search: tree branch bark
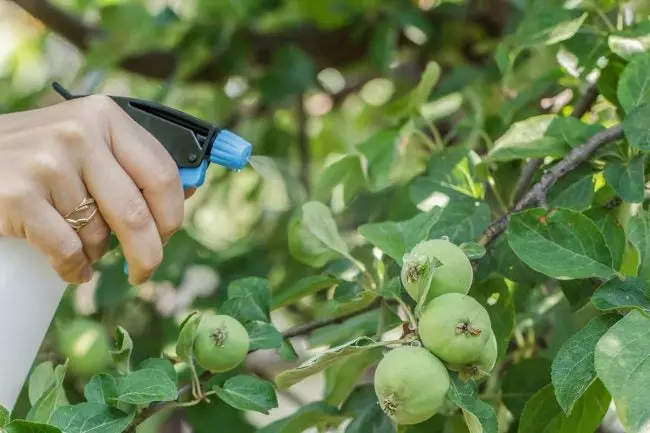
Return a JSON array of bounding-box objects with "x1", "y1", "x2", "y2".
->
[
  {"x1": 9, "y1": 0, "x2": 403, "y2": 83},
  {"x1": 510, "y1": 83, "x2": 599, "y2": 204},
  {"x1": 479, "y1": 124, "x2": 624, "y2": 247}
]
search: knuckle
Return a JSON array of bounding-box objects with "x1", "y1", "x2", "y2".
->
[
  {"x1": 54, "y1": 119, "x2": 86, "y2": 148},
  {"x1": 84, "y1": 224, "x2": 110, "y2": 255},
  {"x1": 31, "y1": 150, "x2": 66, "y2": 181},
  {"x1": 153, "y1": 164, "x2": 180, "y2": 189},
  {"x1": 139, "y1": 248, "x2": 163, "y2": 274},
  {"x1": 54, "y1": 238, "x2": 85, "y2": 271},
  {"x1": 123, "y1": 197, "x2": 153, "y2": 230},
  {"x1": 84, "y1": 94, "x2": 116, "y2": 117},
  {"x1": 0, "y1": 182, "x2": 33, "y2": 210}
]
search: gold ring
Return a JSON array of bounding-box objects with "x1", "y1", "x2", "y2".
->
[{"x1": 64, "y1": 197, "x2": 98, "y2": 231}]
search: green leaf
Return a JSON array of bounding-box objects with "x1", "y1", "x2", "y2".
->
[
  {"x1": 587, "y1": 208, "x2": 626, "y2": 272},
  {"x1": 379, "y1": 277, "x2": 401, "y2": 299},
  {"x1": 623, "y1": 103, "x2": 650, "y2": 151},
  {"x1": 595, "y1": 309, "x2": 650, "y2": 433},
  {"x1": 559, "y1": 279, "x2": 599, "y2": 312},
  {"x1": 220, "y1": 296, "x2": 269, "y2": 324},
  {"x1": 340, "y1": 385, "x2": 399, "y2": 433},
  {"x1": 357, "y1": 128, "x2": 400, "y2": 192},
  {"x1": 288, "y1": 201, "x2": 358, "y2": 269},
  {"x1": 28, "y1": 362, "x2": 67, "y2": 407},
  {"x1": 385, "y1": 61, "x2": 441, "y2": 119},
  {"x1": 469, "y1": 277, "x2": 515, "y2": 360},
  {"x1": 507, "y1": 208, "x2": 615, "y2": 280},
  {"x1": 551, "y1": 314, "x2": 620, "y2": 415},
  {"x1": 50, "y1": 403, "x2": 135, "y2": 433},
  {"x1": 604, "y1": 155, "x2": 645, "y2": 203},
  {"x1": 592, "y1": 276, "x2": 650, "y2": 313},
  {"x1": 617, "y1": 53, "x2": 650, "y2": 112},
  {"x1": 0, "y1": 405, "x2": 9, "y2": 427},
  {"x1": 546, "y1": 165, "x2": 595, "y2": 211},
  {"x1": 608, "y1": 20, "x2": 650, "y2": 60},
  {"x1": 221, "y1": 278, "x2": 271, "y2": 324},
  {"x1": 626, "y1": 211, "x2": 650, "y2": 280},
  {"x1": 486, "y1": 115, "x2": 601, "y2": 163},
  {"x1": 510, "y1": 7, "x2": 588, "y2": 48},
  {"x1": 278, "y1": 339, "x2": 299, "y2": 362},
  {"x1": 518, "y1": 380, "x2": 610, "y2": 433},
  {"x1": 245, "y1": 321, "x2": 284, "y2": 351},
  {"x1": 227, "y1": 277, "x2": 271, "y2": 320},
  {"x1": 184, "y1": 392, "x2": 256, "y2": 432},
  {"x1": 486, "y1": 115, "x2": 567, "y2": 162},
  {"x1": 447, "y1": 376, "x2": 497, "y2": 433},
  {"x1": 272, "y1": 275, "x2": 340, "y2": 309},
  {"x1": 274, "y1": 336, "x2": 382, "y2": 389},
  {"x1": 114, "y1": 368, "x2": 178, "y2": 405},
  {"x1": 256, "y1": 402, "x2": 346, "y2": 433},
  {"x1": 598, "y1": 56, "x2": 626, "y2": 107},
  {"x1": 358, "y1": 207, "x2": 442, "y2": 265},
  {"x1": 175, "y1": 311, "x2": 200, "y2": 363},
  {"x1": 502, "y1": 357, "x2": 552, "y2": 418},
  {"x1": 214, "y1": 375, "x2": 278, "y2": 414},
  {"x1": 324, "y1": 348, "x2": 383, "y2": 406},
  {"x1": 460, "y1": 242, "x2": 486, "y2": 260},
  {"x1": 369, "y1": 20, "x2": 397, "y2": 72},
  {"x1": 5, "y1": 420, "x2": 62, "y2": 433},
  {"x1": 84, "y1": 374, "x2": 118, "y2": 404},
  {"x1": 313, "y1": 155, "x2": 366, "y2": 205},
  {"x1": 26, "y1": 361, "x2": 68, "y2": 424},
  {"x1": 417, "y1": 198, "x2": 491, "y2": 245},
  {"x1": 136, "y1": 358, "x2": 177, "y2": 388},
  {"x1": 110, "y1": 327, "x2": 133, "y2": 375},
  {"x1": 413, "y1": 147, "x2": 483, "y2": 201}
]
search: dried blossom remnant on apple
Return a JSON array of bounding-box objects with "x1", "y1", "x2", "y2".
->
[{"x1": 193, "y1": 314, "x2": 250, "y2": 374}]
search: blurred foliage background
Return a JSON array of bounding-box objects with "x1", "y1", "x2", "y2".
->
[{"x1": 0, "y1": 0, "x2": 641, "y2": 431}]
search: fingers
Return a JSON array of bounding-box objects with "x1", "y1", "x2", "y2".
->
[
  {"x1": 105, "y1": 104, "x2": 185, "y2": 245},
  {"x1": 22, "y1": 200, "x2": 93, "y2": 284},
  {"x1": 48, "y1": 162, "x2": 110, "y2": 263},
  {"x1": 82, "y1": 146, "x2": 163, "y2": 284}
]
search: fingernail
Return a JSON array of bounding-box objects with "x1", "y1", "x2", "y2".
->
[{"x1": 82, "y1": 266, "x2": 94, "y2": 282}]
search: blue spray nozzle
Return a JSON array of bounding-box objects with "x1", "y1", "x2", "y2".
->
[{"x1": 210, "y1": 130, "x2": 252, "y2": 171}]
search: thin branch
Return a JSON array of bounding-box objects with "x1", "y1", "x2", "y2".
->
[
  {"x1": 8, "y1": 0, "x2": 414, "y2": 83},
  {"x1": 283, "y1": 297, "x2": 383, "y2": 338},
  {"x1": 571, "y1": 83, "x2": 599, "y2": 119},
  {"x1": 510, "y1": 83, "x2": 599, "y2": 204},
  {"x1": 510, "y1": 159, "x2": 543, "y2": 205},
  {"x1": 479, "y1": 124, "x2": 624, "y2": 247}
]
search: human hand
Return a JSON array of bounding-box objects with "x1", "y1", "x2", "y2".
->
[{"x1": 0, "y1": 95, "x2": 193, "y2": 285}]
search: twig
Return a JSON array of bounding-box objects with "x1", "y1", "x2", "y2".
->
[
  {"x1": 510, "y1": 159, "x2": 543, "y2": 204},
  {"x1": 510, "y1": 84, "x2": 599, "y2": 203},
  {"x1": 282, "y1": 297, "x2": 383, "y2": 338},
  {"x1": 297, "y1": 93, "x2": 309, "y2": 192},
  {"x1": 479, "y1": 124, "x2": 624, "y2": 247},
  {"x1": 571, "y1": 84, "x2": 599, "y2": 119}
]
